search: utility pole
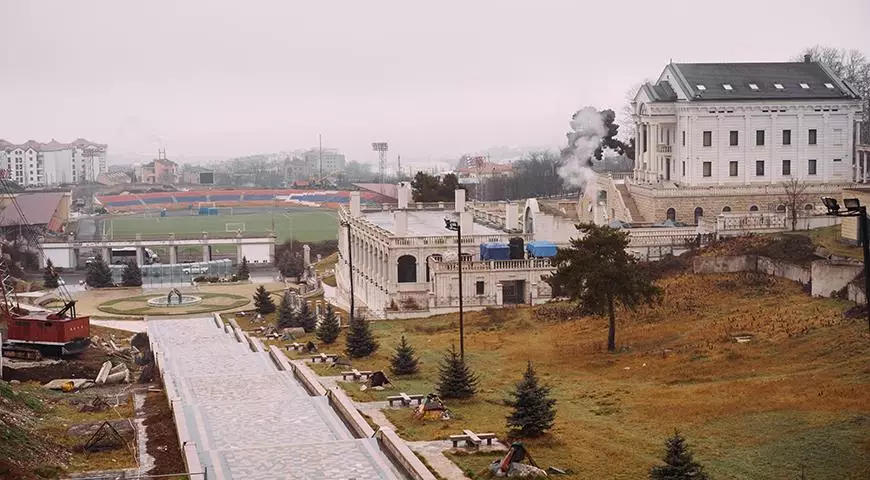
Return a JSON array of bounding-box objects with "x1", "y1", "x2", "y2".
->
[{"x1": 319, "y1": 134, "x2": 323, "y2": 186}]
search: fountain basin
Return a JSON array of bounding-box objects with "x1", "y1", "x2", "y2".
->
[{"x1": 147, "y1": 295, "x2": 203, "y2": 307}]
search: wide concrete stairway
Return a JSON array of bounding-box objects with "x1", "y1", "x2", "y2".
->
[
  {"x1": 148, "y1": 316, "x2": 400, "y2": 480},
  {"x1": 615, "y1": 183, "x2": 645, "y2": 223}
]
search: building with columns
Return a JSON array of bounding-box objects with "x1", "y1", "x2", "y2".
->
[{"x1": 590, "y1": 58, "x2": 864, "y2": 226}]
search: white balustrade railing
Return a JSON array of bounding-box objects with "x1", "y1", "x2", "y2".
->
[{"x1": 431, "y1": 258, "x2": 553, "y2": 273}]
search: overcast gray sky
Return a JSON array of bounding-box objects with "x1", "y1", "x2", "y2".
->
[{"x1": 1, "y1": 0, "x2": 868, "y2": 164}]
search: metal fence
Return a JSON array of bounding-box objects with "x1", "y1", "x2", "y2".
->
[{"x1": 108, "y1": 259, "x2": 234, "y2": 287}]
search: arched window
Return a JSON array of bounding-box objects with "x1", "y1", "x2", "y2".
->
[
  {"x1": 425, "y1": 254, "x2": 442, "y2": 282},
  {"x1": 722, "y1": 206, "x2": 732, "y2": 213},
  {"x1": 524, "y1": 206, "x2": 534, "y2": 234},
  {"x1": 776, "y1": 204, "x2": 786, "y2": 213},
  {"x1": 804, "y1": 203, "x2": 814, "y2": 211},
  {"x1": 666, "y1": 208, "x2": 676, "y2": 221},
  {"x1": 397, "y1": 255, "x2": 417, "y2": 283},
  {"x1": 749, "y1": 205, "x2": 759, "y2": 212},
  {"x1": 694, "y1": 207, "x2": 704, "y2": 224}
]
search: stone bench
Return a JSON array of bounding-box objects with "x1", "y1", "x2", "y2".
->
[
  {"x1": 311, "y1": 353, "x2": 338, "y2": 363},
  {"x1": 340, "y1": 369, "x2": 373, "y2": 381},
  {"x1": 449, "y1": 429, "x2": 497, "y2": 448},
  {"x1": 387, "y1": 392, "x2": 425, "y2": 407},
  {"x1": 286, "y1": 342, "x2": 305, "y2": 351}
]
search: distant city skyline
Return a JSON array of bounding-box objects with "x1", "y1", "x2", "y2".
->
[{"x1": 1, "y1": 1, "x2": 868, "y2": 164}]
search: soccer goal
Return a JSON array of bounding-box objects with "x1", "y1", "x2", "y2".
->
[
  {"x1": 196, "y1": 201, "x2": 216, "y2": 209},
  {"x1": 217, "y1": 207, "x2": 234, "y2": 216},
  {"x1": 225, "y1": 222, "x2": 246, "y2": 233}
]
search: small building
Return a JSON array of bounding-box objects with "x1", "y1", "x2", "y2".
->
[
  {"x1": 838, "y1": 187, "x2": 870, "y2": 244},
  {"x1": 136, "y1": 151, "x2": 178, "y2": 184}
]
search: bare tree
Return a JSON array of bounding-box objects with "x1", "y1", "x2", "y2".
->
[
  {"x1": 619, "y1": 83, "x2": 643, "y2": 140},
  {"x1": 779, "y1": 178, "x2": 811, "y2": 231}
]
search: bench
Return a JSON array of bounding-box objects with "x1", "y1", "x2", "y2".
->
[
  {"x1": 387, "y1": 392, "x2": 426, "y2": 407},
  {"x1": 449, "y1": 429, "x2": 497, "y2": 448},
  {"x1": 340, "y1": 369, "x2": 374, "y2": 381},
  {"x1": 311, "y1": 353, "x2": 338, "y2": 363},
  {"x1": 286, "y1": 342, "x2": 305, "y2": 351}
]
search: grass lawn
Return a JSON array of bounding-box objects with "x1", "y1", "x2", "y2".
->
[
  {"x1": 319, "y1": 273, "x2": 869, "y2": 479},
  {"x1": 799, "y1": 225, "x2": 863, "y2": 260},
  {"x1": 107, "y1": 209, "x2": 338, "y2": 244},
  {"x1": 97, "y1": 292, "x2": 250, "y2": 316}
]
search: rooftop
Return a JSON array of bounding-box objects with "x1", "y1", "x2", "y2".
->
[
  {"x1": 0, "y1": 191, "x2": 66, "y2": 227},
  {"x1": 362, "y1": 209, "x2": 504, "y2": 236},
  {"x1": 0, "y1": 138, "x2": 107, "y2": 153}
]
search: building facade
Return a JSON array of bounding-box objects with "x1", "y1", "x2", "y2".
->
[
  {"x1": 0, "y1": 138, "x2": 107, "y2": 186},
  {"x1": 633, "y1": 58, "x2": 863, "y2": 186},
  {"x1": 136, "y1": 152, "x2": 178, "y2": 184}
]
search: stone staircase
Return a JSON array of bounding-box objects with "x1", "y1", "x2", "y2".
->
[{"x1": 615, "y1": 183, "x2": 644, "y2": 223}]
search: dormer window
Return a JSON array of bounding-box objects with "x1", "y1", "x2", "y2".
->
[
  {"x1": 748, "y1": 83, "x2": 759, "y2": 90},
  {"x1": 799, "y1": 83, "x2": 810, "y2": 89},
  {"x1": 696, "y1": 84, "x2": 706, "y2": 91},
  {"x1": 774, "y1": 83, "x2": 784, "y2": 90},
  {"x1": 722, "y1": 84, "x2": 733, "y2": 91},
  {"x1": 824, "y1": 83, "x2": 835, "y2": 89}
]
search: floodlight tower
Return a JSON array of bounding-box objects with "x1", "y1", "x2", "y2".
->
[{"x1": 372, "y1": 142, "x2": 389, "y2": 184}]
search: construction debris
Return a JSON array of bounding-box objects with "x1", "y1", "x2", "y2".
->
[
  {"x1": 95, "y1": 361, "x2": 112, "y2": 384},
  {"x1": 490, "y1": 443, "x2": 548, "y2": 478},
  {"x1": 43, "y1": 378, "x2": 94, "y2": 391}
]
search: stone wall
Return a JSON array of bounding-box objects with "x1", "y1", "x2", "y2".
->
[
  {"x1": 757, "y1": 256, "x2": 812, "y2": 284},
  {"x1": 692, "y1": 255, "x2": 759, "y2": 274},
  {"x1": 811, "y1": 260, "x2": 864, "y2": 298}
]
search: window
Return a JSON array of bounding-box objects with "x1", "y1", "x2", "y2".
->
[
  {"x1": 756, "y1": 161, "x2": 765, "y2": 176},
  {"x1": 808, "y1": 129, "x2": 817, "y2": 145},
  {"x1": 722, "y1": 206, "x2": 732, "y2": 212},
  {"x1": 729, "y1": 131, "x2": 739, "y2": 146},
  {"x1": 475, "y1": 281, "x2": 485, "y2": 295},
  {"x1": 694, "y1": 207, "x2": 704, "y2": 224},
  {"x1": 729, "y1": 161, "x2": 738, "y2": 176},
  {"x1": 756, "y1": 130, "x2": 765, "y2": 146},
  {"x1": 799, "y1": 83, "x2": 810, "y2": 89},
  {"x1": 749, "y1": 83, "x2": 759, "y2": 90},
  {"x1": 782, "y1": 159, "x2": 791, "y2": 176},
  {"x1": 774, "y1": 83, "x2": 784, "y2": 90},
  {"x1": 666, "y1": 208, "x2": 676, "y2": 221},
  {"x1": 824, "y1": 83, "x2": 835, "y2": 89},
  {"x1": 782, "y1": 129, "x2": 791, "y2": 145},
  {"x1": 749, "y1": 205, "x2": 759, "y2": 212},
  {"x1": 682, "y1": 130, "x2": 685, "y2": 146},
  {"x1": 702, "y1": 162, "x2": 712, "y2": 177},
  {"x1": 696, "y1": 84, "x2": 707, "y2": 91},
  {"x1": 723, "y1": 84, "x2": 733, "y2": 91},
  {"x1": 833, "y1": 128, "x2": 843, "y2": 146},
  {"x1": 834, "y1": 158, "x2": 842, "y2": 162},
  {"x1": 808, "y1": 159, "x2": 817, "y2": 175},
  {"x1": 703, "y1": 131, "x2": 712, "y2": 147}
]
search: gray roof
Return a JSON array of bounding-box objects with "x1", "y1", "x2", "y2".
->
[
  {"x1": 0, "y1": 192, "x2": 65, "y2": 227},
  {"x1": 644, "y1": 81, "x2": 677, "y2": 102},
  {"x1": 661, "y1": 61, "x2": 861, "y2": 101}
]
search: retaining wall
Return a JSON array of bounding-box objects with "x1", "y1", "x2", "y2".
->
[
  {"x1": 811, "y1": 260, "x2": 864, "y2": 298},
  {"x1": 327, "y1": 387, "x2": 376, "y2": 438},
  {"x1": 376, "y1": 428, "x2": 437, "y2": 480}
]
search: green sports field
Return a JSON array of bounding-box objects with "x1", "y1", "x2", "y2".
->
[{"x1": 105, "y1": 210, "x2": 338, "y2": 244}]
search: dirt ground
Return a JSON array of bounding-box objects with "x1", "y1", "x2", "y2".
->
[
  {"x1": 142, "y1": 389, "x2": 185, "y2": 476},
  {"x1": 2, "y1": 348, "x2": 112, "y2": 383}
]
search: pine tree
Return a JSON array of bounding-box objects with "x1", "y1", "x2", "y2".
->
[
  {"x1": 85, "y1": 254, "x2": 114, "y2": 288},
  {"x1": 237, "y1": 256, "x2": 250, "y2": 280},
  {"x1": 344, "y1": 315, "x2": 379, "y2": 358},
  {"x1": 649, "y1": 431, "x2": 710, "y2": 480},
  {"x1": 253, "y1": 285, "x2": 276, "y2": 314},
  {"x1": 298, "y1": 300, "x2": 317, "y2": 333},
  {"x1": 505, "y1": 361, "x2": 557, "y2": 437},
  {"x1": 390, "y1": 335, "x2": 420, "y2": 375},
  {"x1": 436, "y1": 344, "x2": 478, "y2": 399},
  {"x1": 276, "y1": 291, "x2": 295, "y2": 329},
  {"x1": 316, "y1": 303, "x2": 341, "y2": 344},
  {"x1": 43, "y1": 258, "x2": 59, "y2": 289},
  {"x1": 121, "y1": 260, "x2": 143, "y2": 287}
]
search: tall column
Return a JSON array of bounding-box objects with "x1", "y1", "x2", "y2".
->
[
  {"x1": 202, "y1": 244, "x2": 210, "y2": 262},
  {"x1": 822, "y1": 113, "x2": 830, "y2": 183},
  {"x1": 101, "y1": 247, "x2": 110, "y2": 261},
  {"x1": 796, "y1": 113, "x2": 804, "y2": 182},
  {"x1": 170, "y1": 245, "x2": 178, "y2": 264},
  {"x1": 770, "y1": 113, "x2": 777, "y2": 179},
  {"x1": 136, "y1": 247, "x2": 144, "y2": 266},
  {"x1": 235, "y1": 245, "x2": 242, "y2": 264}
]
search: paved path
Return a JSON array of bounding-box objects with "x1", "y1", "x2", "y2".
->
[{"x1": 147, "y1": 316, "x2": 402, "y2": 480}]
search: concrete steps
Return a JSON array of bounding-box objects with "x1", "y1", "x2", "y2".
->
[{"x1": 616, "y1": 183, "x2": 645, "y2": 223}]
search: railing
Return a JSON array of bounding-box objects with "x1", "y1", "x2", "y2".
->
[
  {"x1": 717, "y1": 213, "x2": 787, "y2": 231},
  {"x1": 656, "y1": 144, "x2": 673, "y2": 153},
  {"x1": 627, "y1": 227, "x2": 701, "y2": 247},
  {"x1": 391, "y1": 233, "x2": 533, "y2": 248},
  {"x1": 628, "y1": 181, "x2": 853, "y2": 198},
  {"x1": 432, "y1": 258, "x2": 553, "y2": 272}
]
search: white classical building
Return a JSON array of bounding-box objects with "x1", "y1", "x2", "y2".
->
[
  {"x1": 633, "y1": 57, "x2": 863, "y2": 186},
  {"x1": 0, "y1": 138, "x2": 108, "y2": 186}
]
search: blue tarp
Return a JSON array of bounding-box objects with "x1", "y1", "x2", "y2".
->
[
  {"x1": 526, "y1": 241, "x2": 557, "y2": 258},
  {"x1": 480, "y1": 242, "x2": 511, "y2": 260}
]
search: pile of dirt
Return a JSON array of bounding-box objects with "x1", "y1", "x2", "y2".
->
[{"x1": 142, "y1": 390, "x2": 185, "y2": 475}]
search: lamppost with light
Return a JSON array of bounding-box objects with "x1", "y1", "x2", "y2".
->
[
  {"x1": 444, "y1": 217, "x2": 465, "y2": 359},
  {"x1": 340, "y1": 220, "x2": 354, "y2": 322},
  {"x1": 821, "y1": 196, "x2": 870, "y2": 333}
]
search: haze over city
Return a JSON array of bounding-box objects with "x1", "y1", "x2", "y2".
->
[{"x1": 1, "y1": 0, "x2": 868, "y2": 164}]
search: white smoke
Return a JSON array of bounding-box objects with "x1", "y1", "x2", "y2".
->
[{"x1": 558, "y1": 106, "x2": 607, "y2": 192}]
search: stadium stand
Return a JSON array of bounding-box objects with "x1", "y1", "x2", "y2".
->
[{"x1": 95, "y1": 189, "x2": 386, "y2": 212}]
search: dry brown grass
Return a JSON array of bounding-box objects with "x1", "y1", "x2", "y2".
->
[{"x1": 332, "y1": 273, "x2": 869, "y2": 479}]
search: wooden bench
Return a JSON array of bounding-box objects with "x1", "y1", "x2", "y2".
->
[
  {"x1": 340, "y1": 369, "x2": 374, "y2": 381},
  {"x1": 311, "y1": 353, "x2": 338, "y2": 363},
  {"x1": 449, "y1": 429, "x2": 497, "y2": 448},
  {"x1": 286, "y1": 342, "x2": 305, "y2": 351},
  {"x1": 386, "y1": 392, "x2": 426, "y2": 407}
]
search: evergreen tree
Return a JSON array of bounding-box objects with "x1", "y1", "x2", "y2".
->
[
  {"x1": 505, "y1": 361, "x2": 557, "y2": 438},
  {"x1": 237, "y1": 256, "x2": 250, "y2": 280},
  {"x1": 253, "y1": 285, "x2": 276, "y2": 314},
  {"x1": 649, "y1": 431, "x2": 710, "y2": 480},
  {"x1": 279, "y1": 251, "x2": 305, "y2": 279},
  {"x1": 344, "y1": 315, "x2": 379, "y2": 358},
  {"x1": 121, "y1": 260, "x2": 143, "y2": 287},
  {"x1": 298, "y1": 300, "x2": 317, "y2": 333},
  {"x1": 316, "y1": 303, "x2": 341, "y2": 344},
  {"x1": 276, "y1": 291, "x2": 295, "y2": 329},
  {"x1": 43, "y1": 258, "x2": 59, "y2": 289},
  {"x1": 390, "y1": 335, "x2": 420, "y2": 375},
  {"x1": 85, "y1": 254, "x2": 114, "y2": 288},
  {"x1": 436, "y1": 344, "x2": 478, "y2": 399}
]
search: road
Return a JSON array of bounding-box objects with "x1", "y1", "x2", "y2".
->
[{"x1": 147, "y1": 316, "x2": 400, "y2": 479}]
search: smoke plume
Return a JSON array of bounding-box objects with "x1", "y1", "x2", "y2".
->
[{"x1": 559, "y1": 106, "x2": 606, "y2": 191}]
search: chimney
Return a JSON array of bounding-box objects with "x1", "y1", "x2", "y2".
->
[
  {"x1": 394, "y1": 210, "x2": 408, "y2": 236},
  {"x1": 804, "y1": 54, "x2": 811, "y2": 63},
  {"x1": 350, "y1": 191, "x2": 361, "y2": 217},
  {"x1": 454, "y1": 188, "x2": 466, "y2": 213},
  {"x1": 397, "y1": 182, "x2": 409, "y2": 209},
  {"x1": 504, "y1": 202, "x2": 518, "y2": 231}
]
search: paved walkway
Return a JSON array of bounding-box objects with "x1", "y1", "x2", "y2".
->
[{"x1": 147, "y1": 316, "x2": 401, "y2": 480}]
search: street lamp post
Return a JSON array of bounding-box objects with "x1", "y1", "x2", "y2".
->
[
  {"x1": 821, "y1": 196, "x2": 870, "y2": 334},
  {"x1": 444, "y1": 218, "x2": 465, "y2": 359},
  {"x1": 340, "y1": 220, "x2": 354, "y2": 321}
]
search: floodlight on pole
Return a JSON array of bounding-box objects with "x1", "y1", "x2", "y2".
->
[
  {"x1": 821, "y1": 196, "x2": 870, "y2": 334},
  {"x1": 372, "y1": 142, "x2": 389, "y2": 186}
]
